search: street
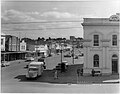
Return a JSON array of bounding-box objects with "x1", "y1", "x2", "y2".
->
[{"x1": 1, "y1": 49, "x2": 119, "y2": 93}]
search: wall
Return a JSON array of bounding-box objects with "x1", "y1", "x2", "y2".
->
[
  {"x1": 82, "y1": 17, "x2": 119, "y2": 75},
  {"x1": 1, "y1": 36, "x2": 6, "y2": 51}
]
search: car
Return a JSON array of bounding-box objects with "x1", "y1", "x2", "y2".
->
[
  {"x1": 74, "y1": 56, "x2": 78, "y2": 59},
  {"x1": 1, "y1": 61, "x2": 10, "y2": 67},
  {"x1": 1, "y1": 63, "x2": 6, "y2": 67},
  {"x1": 64, "y1": 54, "x2": 71, "y2": 57},
  {"x1": 26, "y1": 57, "x2": 34, "y2": 61},
  {"x1": 55, "y1": 61, "x2": 68, "y2": 72},
  {"x1": 79, "y1": 53, "x2": 84, "y2": 56}
]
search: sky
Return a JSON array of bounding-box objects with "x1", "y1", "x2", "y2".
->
[{"x1": 1, "y1": 0, "x2": 120, "y2": 39}]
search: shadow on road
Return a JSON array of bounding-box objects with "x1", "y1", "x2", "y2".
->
[{"x1": 14, "y1": 64, "x2": 119, "y2": 84}]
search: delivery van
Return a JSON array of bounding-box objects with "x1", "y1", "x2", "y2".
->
[{"x1": 26, "y1": 61, "x2": 44, "y2": 79}]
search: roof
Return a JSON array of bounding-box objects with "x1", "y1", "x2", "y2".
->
[
  {"x1": 30, "y1": 61, "x2": 44, "y2": 65},
  {"x1": 82, "y1": 13, "x2": 120, "y2": 26}
]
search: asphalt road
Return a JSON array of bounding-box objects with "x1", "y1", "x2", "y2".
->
[{"x1": 1, "y1": 49, "x2": 119, "y2": 93}]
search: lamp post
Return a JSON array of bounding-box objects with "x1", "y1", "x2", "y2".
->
[
  {"x1": 72, "y1": 39, "x2": 75, "y2": 64},
  {"x1": 61, "y1": 43, "x2": 64, "y2": 63},
  {"x1": 72, "y1": 44, "x2": 74, "y2": 64}
]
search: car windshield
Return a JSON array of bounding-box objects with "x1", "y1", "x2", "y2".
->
[{"x1": 29, "y1": 68, "x2": 38, "y2": 71}]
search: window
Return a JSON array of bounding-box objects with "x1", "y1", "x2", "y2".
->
[
  {"x1": 1, "y1": 39, "x2": 3, "y2": 45},
  {"x1": 22, "y1": 46, "x2": 25, "y2": 49},
  {"x1": 93, "y1": 35, "x2": 99, "y2": 46},
  {"x1": 112, "y1": 35, "x2": 117, "y2": 46},
  {"x1": 93, "y1": 54, "x2": 99, "y2": 67}
]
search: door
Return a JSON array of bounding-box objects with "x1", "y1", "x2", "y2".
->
[{"x1": 112, "y1": 55, "x2": 118, "y2": 73}]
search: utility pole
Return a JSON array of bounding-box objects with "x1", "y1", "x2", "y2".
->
[
  {"x1": 72, "y1": 41, "x2": 74, "y2": 64},
  {"x1": 18, "y1": 32, "x2": 21, "y2": 51},
  {"x1": 61, "y1": 43, "x2": 63, "y2": 63},
  {"x1": 60, "y1": 43, "x2": 64, "y2": 63},
  {"x1": 61, "y1": 48, "x2": 62, "y2": 63}
]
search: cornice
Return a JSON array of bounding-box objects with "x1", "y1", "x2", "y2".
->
[{"x1": 82, "y1": 23, "x2": 119, "y2": 26}]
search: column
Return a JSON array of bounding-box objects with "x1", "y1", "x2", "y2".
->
[{"x1": 102, "y1": 47, "x2": 106, "y2": 68}]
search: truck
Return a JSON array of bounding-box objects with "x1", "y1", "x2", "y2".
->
[{"x1": 26, "y1": 61, "x2": 44, "y2": 79}]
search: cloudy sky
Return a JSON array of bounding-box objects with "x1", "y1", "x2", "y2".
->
[{"x1": 1, "y1": 0, "x2": 120, "y2": 39}]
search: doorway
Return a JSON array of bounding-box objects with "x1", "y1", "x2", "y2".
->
[{"x1": 112, "y1": 54, "x2": 118, "y2": 74}]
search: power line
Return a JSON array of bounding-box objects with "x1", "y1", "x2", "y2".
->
[
  {"x1": 2, "y1": 20, "x2": 83, "y2": 24},
  {"x1": 2, "y1": 0, "x2": 97, "y2": 2},
  {"x1": 2, "y1": 26, "x2": 82, "y2": 31}
]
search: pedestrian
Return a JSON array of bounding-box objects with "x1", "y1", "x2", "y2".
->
[
  {"x1": 54, "y1": 70, "x2": 58, "y2": 79},
  {"x1": 80, "y1": 68, "x2": 83, "y2": 76},
  {"x1": 92, "y1": 69, "x2": 95, "y2": 77},
  {"x1": 77, "y1": 69, "x2": 80, "y2": 77}
]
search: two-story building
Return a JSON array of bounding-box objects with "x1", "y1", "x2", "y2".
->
[
  {"x1": 1, "y1": 33, "x2": 26, "y2": 61},
  {"x1": 82, "y1": 13, "x2": 119, "y2": 75},
  {"x1": 35, "y1": 40, "x2": 49, "y2": 57}
]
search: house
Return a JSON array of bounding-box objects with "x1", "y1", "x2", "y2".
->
[{"x1": 82, "y1": 13, "x2": 119, "y2": 75}]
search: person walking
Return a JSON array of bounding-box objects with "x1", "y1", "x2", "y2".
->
[
  {"x1": 54, "y1": 70, "x2": 58, "y2": 79},
  {"x1": 80, "y1": 68, "x2": 83, "y2": 76},
  {"x1": 92, "y1": 69, "x2": 95, "y2": 77},
  {"x1": 77, "y1": 69, "x2": 80, "y2": 77}
]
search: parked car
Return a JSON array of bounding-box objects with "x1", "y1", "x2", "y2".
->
[
  {"x1": 55, "y1": 61, "x2": 68, "y2": 72},
  {"x1": 64, "y1": 54, "x2": 71, "y2": 57},
  {"x1": 1, "y1": 61, "x2": 10, "y2": 67},
  {"x1": 74, "y1": 55, "x2": 78, "y2": 59},
  {"x1": 38, "y1": 58, "x2": 46, "y2": 69},
  {"x1": 26, "y1": 57, "x2": 34, "y2": 61},
  {"x1": 79, "y1": 53, "x2": 84, "y2": 56}
]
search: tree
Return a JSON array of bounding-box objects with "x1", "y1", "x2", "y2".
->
[
  {"x1": 41, "y1": 37, "x2": 45, "y2": 41},
  {"x1": 37, "y1": 37, "x2": 41, "y2": 41},
  {"x1": 48, "y1": 37, "x2": 51, "y2": 40}
]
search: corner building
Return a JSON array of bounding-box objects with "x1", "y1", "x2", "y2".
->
[{"x1": 82, "y1": 13, "x2": 120, "y2": 75}]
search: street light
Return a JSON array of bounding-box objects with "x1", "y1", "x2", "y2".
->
[
  {"x1": 61, "y1": 43, "x2": 64, "y2": 63},
  {"x1": 72, "y1": 39, "x2": 76, "y2": 64}
]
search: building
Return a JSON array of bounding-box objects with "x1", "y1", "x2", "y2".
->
[
  {"x1": 1, "y1": 33, "x2": 6, "y2": 51},
  {"x1": 20, "y1": 40, "x2": 27, "y2": 51},
  {"x1": 1, "y1": 34, "x2": 20, "y2": 52},
  {"x1": 1, "y1": 34, "x2": 26, "y2": 61},
  {"x1": 35, "y1": 44, "x2": 49, "y2": 57},
  {"x1": 9, "y1": 35, "x2": 20, "y2": 51},
  {"x1": 82, "y1": 13, "x2": 119, "y2": 75},
  {"x1": 20, "y1": 38, "x2": 35, "y2": 52},
  {"x1": 35, "y1": 40, "x2": 49, "y2": 57}
]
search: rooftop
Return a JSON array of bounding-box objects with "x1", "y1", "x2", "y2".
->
[{"x1": 82, "y1": 13, "x2": 120, "y2": 26}]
